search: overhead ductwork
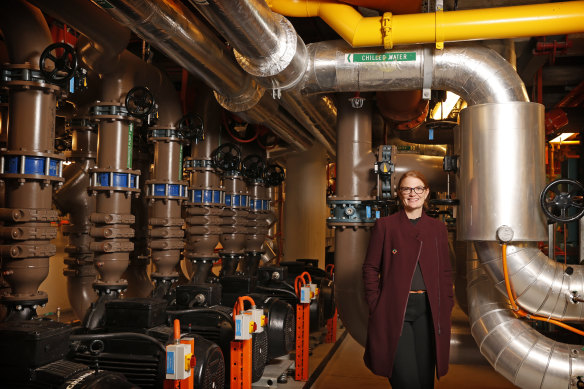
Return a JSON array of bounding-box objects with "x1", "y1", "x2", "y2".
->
[{"x1": 93, "y1": 0, "x2": 312, "y2": 152}]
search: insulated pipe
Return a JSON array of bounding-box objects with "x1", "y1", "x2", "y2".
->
[
  {"x1": 332, "y1": 94, "x2": 376, "y2": 345},
  {"x1": 93, "y1": 0, "x2": 263, "y2": 113},
  {"x1": 468, "y1": 257, "x2": 584, "y2": 388},
  {"x1": 269, "y1": 0, "x2": 584, "y2": 49},
  {"x1": 0, "y1": 0, "x2": 63, "y2": 320},
  {"x1": 190, "y1": 0, "x2": 334, "y2": 155},
  {"x1": 300, "y1": 41, "x2": 528, "y2": 105}
]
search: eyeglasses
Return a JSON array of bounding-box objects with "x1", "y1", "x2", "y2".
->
[{"x1": 399, "y1": 186, "x2": 427, "y2": 194}]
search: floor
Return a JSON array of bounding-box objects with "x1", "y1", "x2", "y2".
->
[{"x1": 263, "y1": 303, "x2": 519, "y2": 389}]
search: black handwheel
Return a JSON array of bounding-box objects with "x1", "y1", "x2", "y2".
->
[
  {"x1": 178, "y1": 113, "x2": 204, "y2": 142},
  {"x1": 429, "y1": 198, "x2": 459, "y2": 206},
  {"x1": 125, "y1": 86, "x2": 155, "y2": 118},
  {"x1": 540, "y1": 178, "x2": 584, "y2": 223},
  {"x1": 39, "y1": 43, "x2": 78, "y2": 83},
  {"x1": 54, "y1": 137, "x2": 71, "y2": 152},
  {"x1": 211, "y1": 143, "x2": 241, "y2": 172},
  {"x1": 264, "y1": 164, "x2": 285, "y2": 186},
  {"x1": 241, "y1": 155, "x2": 266, "y2": 180}
]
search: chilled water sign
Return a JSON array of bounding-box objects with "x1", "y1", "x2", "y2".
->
[{"x1": 345, "y1": 52, "x2": 416, "y2": 63}]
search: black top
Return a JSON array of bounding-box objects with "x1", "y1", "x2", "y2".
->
[{"x1": 409, "y1": 217, "x2": 427, "y2": 291}]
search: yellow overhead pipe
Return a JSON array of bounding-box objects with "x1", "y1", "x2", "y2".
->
[{"x1": 267, "y1": 0, "x2": 584, "y2": 49}]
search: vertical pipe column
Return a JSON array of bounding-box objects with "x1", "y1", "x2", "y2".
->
[
  {"x1": 331, "y1": 94, "x2": 376, "y2": 345},
  {"x1": 0, "y1": 0, "x2": 63, "y2": 320},
  {"x1": 146, "y1": 128, "x2": 188, "y2": 296},
  {"x1": 184, "y1": 109, "x2": 223, "y2": 282},
  {"x1": 88, "y1": 103, "x2": 141, "y2": 299},
  {"x1": 54, "y1": 120, "x2": 98, "y2": 320},
  {"x1": 221, "y1": 174, "x2": 250, "y2": 275},
  {"x1": 245, "y1": 181, "x2": 270, "y2": 275}
]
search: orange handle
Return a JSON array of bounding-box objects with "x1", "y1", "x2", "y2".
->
[
  {"x1": 233, "y1": 296, "x2": 257, "y2": 321},
  {"x1": 295, "y1": 275, "x2": 306, "y2": 297},
  {"x1": 326, "y1": 264, "x2": 334, "y2": 275},
  {"x1": 300, "y1": 271, "x2": 312, "y2": 284},
  {"x1": 173, "y1": 319, "x2": 180, "y2": 342}
]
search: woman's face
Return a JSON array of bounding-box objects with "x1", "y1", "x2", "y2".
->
[{"x1": 399, "y1": 176, "x2": 429, "y2": 211}]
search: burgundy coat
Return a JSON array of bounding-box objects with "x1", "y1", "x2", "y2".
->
[{"x1": 362, "y1": 210, "x2": 453, "y2": 379}]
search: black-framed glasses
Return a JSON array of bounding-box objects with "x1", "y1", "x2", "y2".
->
[{"x1": 399, "y1": 186, "x2": 427, "y2": 194}]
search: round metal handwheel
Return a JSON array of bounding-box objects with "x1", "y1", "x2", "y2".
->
[
  {"x1": 178, "y1": 113, "x2": 204, "y2": 142},
  {"x1": 39, "y1": 43, "x2": 78, "y2": 83},
  {"x1": 211, "y1": 143, "x2": 241, "y2": 172},
  {"x1": 264, "y1": 164, "x2": 285, "y2": 186},
  {"x1": 241, "y1": 154, "x2": 266, "y2": 180},
  {"x1": 539, "y1": 178, "x2": 584, "y2": 223},
  {"x1": 125, "y1": 86, "x2": 155, "y2": 118}
]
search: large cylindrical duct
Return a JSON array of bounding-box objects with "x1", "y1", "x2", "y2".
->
[
  {"x1": 331, "y1": 94, "x2": 376, "y2": 345},
  {"x1": 458, "y1": 102, "x2": 546, "y2": 241},
  {"x1": 0, "y1": 0, "x2": 64, "y2": 320},
  {"x1": 468, "y1": 257, "x2": 584, "y2": 388}
]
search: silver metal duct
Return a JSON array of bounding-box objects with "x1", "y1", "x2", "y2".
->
[
  {"x1": 191, "y1": 0, "x2": 334, "y2": 155},
  {"x1": 468, "y1": 255, "x2": 584, "y2": 388},
  {"x1": 458, "y1": 102, "x2": 547, "y2": 241},
  {"x1": 93, "y1": 0, "x2": 311, "y2": 152},
  {"x1": 300, "y1": 41, "x2": 529, "y2": 105},
  {"x1": 95, "y1": 0, "x2": 263, "y2": 112},
  {"x1": 476, "y1": 241, "x2": 584, "y2": 323},
  {"x1": 191, "y1": 0, "x2": 306, "y2": 91},
  {"x1": 393, "y1": 153, "x2": 449, "y2": 193}
]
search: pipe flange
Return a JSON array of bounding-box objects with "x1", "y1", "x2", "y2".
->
[
  {"x1": 327, "y1": 199, "x2": 382, "y2": 224},
  {"x1": 1, "y1": 64, "x2": 62, "y2": 94},
  {"x1": 88, "y1": 168, "x2": 141, "y2": 195},
  {"x1": 188, "y1": 188, "x2": 226, "y2": 207},
  {"x1": 92, "y1": 282, "x2": 127, "y2": 294},
  {"x1": 89, "y1": 102, "x2": 140, "y2": 123},
  {"x1": 183, "y1": 158, "x2": 214, "y2": 171},
  {"x1": 0, "y1": 293, "x2": 48, "y2": 305},
  {"x1": 144, "y1": 180, "x2": 188, "y2": 201},
  {"x1": 0, "y1": 151, "x2": 65, "y2": 184}
]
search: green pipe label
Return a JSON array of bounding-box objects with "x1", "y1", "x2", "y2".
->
[
  {"x1": 179, "y1": 145, "x2": 183, "y2": 180},
  {"x1": 345, "y1": 52, "x2": 416, "y2": 63},
  {"x1": 127, "y1": 123, "x2": 134, "y2": 169}
]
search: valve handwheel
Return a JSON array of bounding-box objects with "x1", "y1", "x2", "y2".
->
[
  {"x1": 241, "y1": 155, "x2": 266, "y2": 180},
  {"x1": 211, "y1": 143, "x2": 241, "y2": 172},
  {"x1": 540, "y1": 178, "x2": 584, "y2": 223},
  {"x1": 178, "y1": 113, "x2": 204, "y2": 142},
  {"x1": 125, "y1": 86, "x2": 155, "y2": 118},
  {"x1": 39, "y1": 43, "x2": 78, "y2": 83},
  {"x1": 264, "y1": 164, "x2": 285, "y2": 186}
]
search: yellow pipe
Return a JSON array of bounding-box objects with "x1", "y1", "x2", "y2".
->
[{"x1": 267, "y1": 0, "x2": 584, "y2": 48}]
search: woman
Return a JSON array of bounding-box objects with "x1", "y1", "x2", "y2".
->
[{"x1": 362, "y1": 170, "x2": 453, "y2": 389}]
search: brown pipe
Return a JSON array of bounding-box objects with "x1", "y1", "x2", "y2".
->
[
  {"x1": 54, "y1": 127, "x2": 98, "y2": 320},
  {"x1": 377, "y1": 90, "x2": 429, "y2": 130},
  {"x1": 332, "y1": 94, "x2": 376, "y2": 345},
  {"x1": 0, "y1": 0, "x2": 63, "y2": 320}
]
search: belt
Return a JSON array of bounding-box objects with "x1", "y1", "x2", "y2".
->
[{"x1": 409, "y1": 290, "x2": 426, "y2": 294}]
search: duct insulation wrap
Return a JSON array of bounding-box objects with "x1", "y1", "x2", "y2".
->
[{"x1": 458, "y1": 102, "x2": 547, "y2": 241}]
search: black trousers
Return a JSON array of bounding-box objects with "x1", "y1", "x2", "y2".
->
[{"x1": 389, "y1": 293, "x2": 436, "y2": 389}]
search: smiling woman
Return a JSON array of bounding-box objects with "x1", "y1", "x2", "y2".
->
[{"x1": 362, "y1": 170, "x2": 454, "y2": 389}]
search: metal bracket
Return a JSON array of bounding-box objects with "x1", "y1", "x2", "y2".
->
[
  {"x1": 435, "y1": 0, "x2": 444, "y2": 49},
  {"x1": 422, "y1": 46, "x2": 433, "y2": 100},
  {"x1": 382, "y1": 12, "x2": 393, "y2": 50}
]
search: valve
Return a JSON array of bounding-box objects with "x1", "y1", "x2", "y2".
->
[
  {"x1": 241, "y1": 154, "x2": 266, "y2": 180},
  {"x1": 540, "y1": 178, "x2": 584, "y2": 223},
  {"x1": 39, "y1": 42, "x2": 78, "y2": 83},
  {"x1": 177, "y1": 113, "x2": 204, "y2": 142},
  {"x1": 264, "y1": 164, "x2": 285, "y2": 186},
  {"x1": 211, "y1": 143, "x2": 241, "y2": 172},
  {"x1": 125, "y1": 86, "x2": 156, "y2": 118}
]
